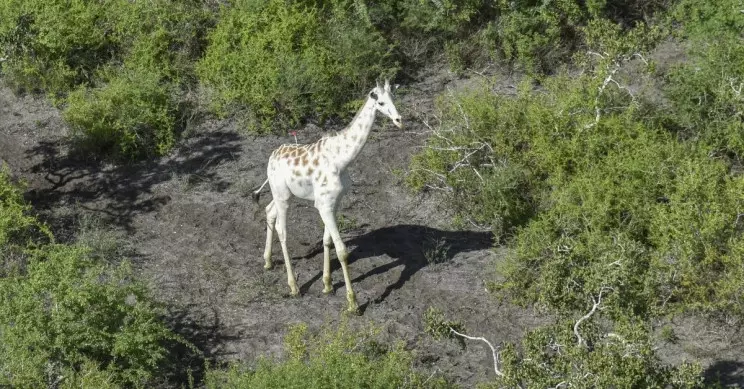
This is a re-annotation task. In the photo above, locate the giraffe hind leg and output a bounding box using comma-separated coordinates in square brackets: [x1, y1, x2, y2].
[322, 225, 333, 294]
[263, 200, 277, 270]
[274, 200, 299, 296]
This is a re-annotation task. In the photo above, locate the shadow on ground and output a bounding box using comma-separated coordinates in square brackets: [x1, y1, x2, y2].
[299, 224, 494, 312]
[157, 306, 243, 387]
[23, 128, 242, 238]
[705, 360, 744, 388]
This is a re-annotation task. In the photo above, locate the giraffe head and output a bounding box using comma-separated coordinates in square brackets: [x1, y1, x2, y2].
[370, 79, 403, 129]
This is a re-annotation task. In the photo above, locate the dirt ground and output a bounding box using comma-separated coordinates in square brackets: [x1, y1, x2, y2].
[1, 63, 743, 387]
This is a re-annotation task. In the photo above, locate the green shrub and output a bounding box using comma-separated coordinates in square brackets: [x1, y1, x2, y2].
[410, 54, 744, 321]
[0, 243, 176, 387]
[1, 162, 185, 388]
[424, 308, 704, 388]
[0, 0, 113, 98]
[0, 166, 51, 276]
[0, 0, 208, 95]
[488, 319, 704, 388]
[197, 0, 390, 132]
[0, 166, 49, 249]
[63, 69, 178, 160]
[661, 0, 744, 159]
[205, 321, 454, 389]
[0, 0, 209, 158]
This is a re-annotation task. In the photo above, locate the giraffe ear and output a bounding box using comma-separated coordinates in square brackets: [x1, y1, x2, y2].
[370, 91, 378, 100]
[384, 79, 390, 91]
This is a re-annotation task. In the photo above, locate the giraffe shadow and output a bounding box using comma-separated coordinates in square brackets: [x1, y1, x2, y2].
[298, 224, 494, 313]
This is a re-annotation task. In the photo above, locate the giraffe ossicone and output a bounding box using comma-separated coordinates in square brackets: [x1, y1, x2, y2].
[252, 79, 402, 314]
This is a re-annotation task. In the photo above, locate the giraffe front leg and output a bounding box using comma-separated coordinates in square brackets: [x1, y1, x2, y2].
[263, 201, 277, 270]
[274, 201, 299, 296]
[322, 226, 333, 294]
[318, 208, 358, 314]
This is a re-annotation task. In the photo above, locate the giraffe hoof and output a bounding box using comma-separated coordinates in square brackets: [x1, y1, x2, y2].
[322, 286, 334, 295]
[264, 262, 273, 270]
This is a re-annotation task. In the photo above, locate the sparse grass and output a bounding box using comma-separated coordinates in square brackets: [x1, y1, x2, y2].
[423, 235, 451, 265]
[336, 213, 359, 233]
[74, 211, 133, 262]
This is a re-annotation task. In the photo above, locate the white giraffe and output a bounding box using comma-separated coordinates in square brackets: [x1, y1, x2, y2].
[252, 80, 402, 314]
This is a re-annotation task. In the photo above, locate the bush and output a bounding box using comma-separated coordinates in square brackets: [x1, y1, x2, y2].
[197, 0, 391, 132]
[410, 56, 744, 320]
[0, 244, 177, 387]
[0, 0, 114, 98]
[0, 166, 49, 248]
[423, 308, 704, 388]
[661, 0, 744, 159]
[0, 0, 209, 157]
[0, 168, 183, 388]
[63, 69, 178, 160]
[204, 321, 454, 389]
[489, 319, 704, 388]
[0, 167, 51, 277]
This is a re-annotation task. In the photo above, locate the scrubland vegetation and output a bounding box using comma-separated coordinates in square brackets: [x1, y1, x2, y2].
[1, 0, 743, 387]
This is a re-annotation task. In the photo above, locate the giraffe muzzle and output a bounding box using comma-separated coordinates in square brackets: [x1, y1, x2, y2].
[393, 118, 403, 129]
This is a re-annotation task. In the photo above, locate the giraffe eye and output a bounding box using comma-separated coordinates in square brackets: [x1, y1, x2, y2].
[378, 102, 385, 106]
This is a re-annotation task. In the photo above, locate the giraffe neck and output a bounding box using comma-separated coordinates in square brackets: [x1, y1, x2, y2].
[325, 96, 377, 170]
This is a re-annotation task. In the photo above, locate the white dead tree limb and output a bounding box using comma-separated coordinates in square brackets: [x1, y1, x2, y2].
[448, 327, 505, 377]
[582, 51, 644, 130]
[548, 381, 568, 389]
[574, 287, 613, 348]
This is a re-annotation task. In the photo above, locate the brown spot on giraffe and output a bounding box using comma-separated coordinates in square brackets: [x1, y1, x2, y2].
[307, 167, 314, 175]
[313, 157, 319, 166]
[293, 170, 302, 176]
[294, 158, 300, 166]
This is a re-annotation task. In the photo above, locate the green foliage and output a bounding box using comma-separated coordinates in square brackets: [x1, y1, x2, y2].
[197, 0, 391, 132]
[63, 69, 178, 159]
[0, 0, 114, 98]
[0, 0, 207, 95]
[662, 0, 744, 159]
[0, 171, 184, 388]
[205, 321, 454, 388]
[0, 167, 49, 249]
[0, 167, 51, 277]
[486, 319, 704, 388]
[411, 57, 744, 319]
[424, 309, 704, 387]
[0, 244, 176, 387]
[493, 0, 586, 74]
[0, 0, 209, 158]
[423, 307, 466, 341]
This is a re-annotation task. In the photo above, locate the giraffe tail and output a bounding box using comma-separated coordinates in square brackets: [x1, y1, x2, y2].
[252, 178, 269, 204]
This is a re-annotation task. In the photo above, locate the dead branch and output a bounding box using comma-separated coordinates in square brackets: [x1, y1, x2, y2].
[574, 287, 612, 347]
[449, 327, 505, 377]
[583, 52, 645, 130]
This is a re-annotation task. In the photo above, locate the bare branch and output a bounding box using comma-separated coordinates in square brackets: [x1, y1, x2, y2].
[549, 381, 568, 389]
[449, 327, 505, 377]
[574, 287, 613, 347]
